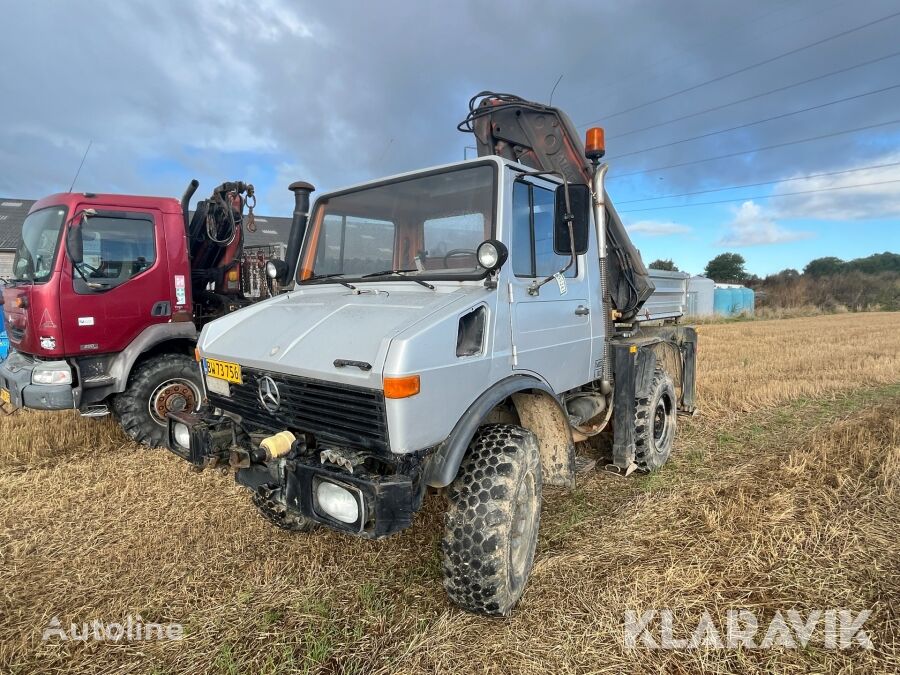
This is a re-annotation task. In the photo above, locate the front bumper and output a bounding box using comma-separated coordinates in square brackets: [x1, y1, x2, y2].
[166, 411, 423, 539]
[0, 352, 75, 410]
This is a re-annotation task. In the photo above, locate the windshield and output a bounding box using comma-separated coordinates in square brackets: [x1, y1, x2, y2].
[13, 206, 67, 283]
[298, 164, 495, 282]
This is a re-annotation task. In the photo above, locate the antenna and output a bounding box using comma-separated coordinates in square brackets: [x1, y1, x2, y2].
[548, 74, 564, 106]
[68, 139, 93, 193]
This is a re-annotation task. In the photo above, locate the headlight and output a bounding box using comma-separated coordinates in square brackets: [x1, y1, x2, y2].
[314, 480, 360, 524]
[265, 261, 279, 278]
[32, 363, 72, 385]
[476, 239, 509, 271]
[173, 423, 191, 449]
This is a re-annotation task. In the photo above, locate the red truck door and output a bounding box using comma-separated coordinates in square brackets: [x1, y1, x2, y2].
[58, 207, 173, 356]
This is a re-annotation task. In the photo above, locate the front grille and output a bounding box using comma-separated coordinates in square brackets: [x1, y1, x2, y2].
[209, 369, 389, 452]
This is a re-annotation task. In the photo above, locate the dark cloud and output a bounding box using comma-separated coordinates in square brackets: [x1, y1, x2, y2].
[2, 0, 899, 217]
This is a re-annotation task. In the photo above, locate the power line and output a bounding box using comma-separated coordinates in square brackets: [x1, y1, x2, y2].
[610, 50, 900, 141]
[577, 8, 900, 128]
[611, 83, 900, 160]
[609, 118, 900, 180]
[618, 179, 900, 213]
[616, 161, 900, 204]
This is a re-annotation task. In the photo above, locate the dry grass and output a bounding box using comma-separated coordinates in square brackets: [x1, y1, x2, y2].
[1, 313, 898, 673]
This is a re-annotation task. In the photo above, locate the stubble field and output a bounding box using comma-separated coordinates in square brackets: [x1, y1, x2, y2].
[1, 312, 899, 673]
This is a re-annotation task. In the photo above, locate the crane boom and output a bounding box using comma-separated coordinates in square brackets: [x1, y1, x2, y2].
[459, 92, 654, 320]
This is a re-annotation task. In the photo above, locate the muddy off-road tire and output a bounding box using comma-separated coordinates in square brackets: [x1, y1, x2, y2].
[112, 354, 202, 448]
[634, 366, 677, 472]
[441, 423, 542, 616]
[252, 492, 317, 533]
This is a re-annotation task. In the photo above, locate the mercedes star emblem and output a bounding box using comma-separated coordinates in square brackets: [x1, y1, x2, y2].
[258, 375, 281, 413]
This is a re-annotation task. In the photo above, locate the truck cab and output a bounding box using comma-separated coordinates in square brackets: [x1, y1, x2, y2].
[0, 181, 271, 446]
[168, 149, 697, 614]
[1, 193, 196, 409]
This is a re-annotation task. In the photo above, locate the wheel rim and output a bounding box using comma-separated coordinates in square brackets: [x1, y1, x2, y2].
[653, 392, 674, 449]
[148, 378, 201, 426]
[508, 468, 537, 591]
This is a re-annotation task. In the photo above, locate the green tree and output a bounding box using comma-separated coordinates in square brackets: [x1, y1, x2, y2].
[649, 258, 679, 272]
[704, 253, 747, 283]
[803, 256, 845, 277]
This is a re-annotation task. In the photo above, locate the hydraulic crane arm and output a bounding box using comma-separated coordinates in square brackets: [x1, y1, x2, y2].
[459, 92, 654, 320]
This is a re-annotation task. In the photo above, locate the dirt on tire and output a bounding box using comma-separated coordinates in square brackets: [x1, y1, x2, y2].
[441, 423, 542, 616]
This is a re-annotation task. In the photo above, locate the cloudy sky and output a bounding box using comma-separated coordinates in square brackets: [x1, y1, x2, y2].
[1, 0, 899, 276]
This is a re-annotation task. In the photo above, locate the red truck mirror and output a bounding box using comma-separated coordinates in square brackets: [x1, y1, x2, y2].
[65, 219, 84, 264]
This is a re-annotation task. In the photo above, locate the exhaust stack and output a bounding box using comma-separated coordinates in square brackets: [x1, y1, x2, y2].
[282, 181, 315, 285]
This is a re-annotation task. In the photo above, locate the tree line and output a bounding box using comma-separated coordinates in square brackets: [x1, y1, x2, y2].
[647, 252, 900, 312]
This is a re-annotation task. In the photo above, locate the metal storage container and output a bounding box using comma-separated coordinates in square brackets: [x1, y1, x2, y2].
[687, 276, 715, 316]
[741, 287, 755, 315]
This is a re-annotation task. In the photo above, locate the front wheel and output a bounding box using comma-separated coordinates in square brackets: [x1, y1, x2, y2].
[441, 423, 542, 616]
[112, 353, 202, 447]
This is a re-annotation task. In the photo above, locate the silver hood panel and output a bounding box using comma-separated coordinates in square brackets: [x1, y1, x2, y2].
[199, 284, 465, 388]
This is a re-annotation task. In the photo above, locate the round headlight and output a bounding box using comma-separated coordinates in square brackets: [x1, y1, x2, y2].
[265, 261, 279, 278]
[476, 239, 508, 271]
[173, 422, 191, 448]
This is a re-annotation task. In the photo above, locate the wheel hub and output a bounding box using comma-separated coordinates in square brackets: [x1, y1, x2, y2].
[149, 379, 199, 425]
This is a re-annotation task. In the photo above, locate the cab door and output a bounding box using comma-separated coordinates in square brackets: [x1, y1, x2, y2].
[508, 178, 593, 393]
[59, 208, 171, 355]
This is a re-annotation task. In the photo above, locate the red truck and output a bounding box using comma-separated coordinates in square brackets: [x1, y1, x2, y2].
[0, 180, 310, 446]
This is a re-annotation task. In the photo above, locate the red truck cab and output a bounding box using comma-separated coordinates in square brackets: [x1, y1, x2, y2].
[0, 181, 304, 446]
[1, 192, 203, 441]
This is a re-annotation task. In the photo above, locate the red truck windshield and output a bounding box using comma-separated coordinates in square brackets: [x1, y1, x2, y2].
[12, 206, 67, 283]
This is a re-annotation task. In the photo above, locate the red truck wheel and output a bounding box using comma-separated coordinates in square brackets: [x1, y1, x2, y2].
[113, 354, 202, 448]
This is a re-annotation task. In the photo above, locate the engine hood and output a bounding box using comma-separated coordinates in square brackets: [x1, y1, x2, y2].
[199, 283, 470, 388]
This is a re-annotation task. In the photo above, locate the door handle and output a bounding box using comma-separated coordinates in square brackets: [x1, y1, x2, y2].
[575, 305, 590, 316]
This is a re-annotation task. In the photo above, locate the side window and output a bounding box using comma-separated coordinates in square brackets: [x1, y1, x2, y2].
[512, 181, 532, 276]
[74, 215, 156, 293]
[513, 182, 576, 278]
[314, 214, 395, 276]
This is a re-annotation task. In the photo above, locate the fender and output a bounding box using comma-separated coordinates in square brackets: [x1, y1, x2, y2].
[424, 374, 574, 488]
[107, 322, 198, 392]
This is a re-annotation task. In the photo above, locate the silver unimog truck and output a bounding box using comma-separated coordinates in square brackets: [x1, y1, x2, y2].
[166, 93, 697, 616]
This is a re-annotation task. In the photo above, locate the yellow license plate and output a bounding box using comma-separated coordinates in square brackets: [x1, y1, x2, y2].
[0, 388, 9, 405]
[205, 359, 242, 384]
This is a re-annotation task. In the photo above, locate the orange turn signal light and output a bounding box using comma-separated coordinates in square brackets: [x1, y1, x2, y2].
[383, 374, 420, 399]
[194, 347, 201, 362]
[585, 127, 606, 161]
[226, 267, 240, 282]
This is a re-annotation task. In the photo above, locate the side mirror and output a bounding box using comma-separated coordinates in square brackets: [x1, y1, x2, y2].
[65, 221, 84, 264]
[553, 183, 591, 256]
[476, 239, 508, 272]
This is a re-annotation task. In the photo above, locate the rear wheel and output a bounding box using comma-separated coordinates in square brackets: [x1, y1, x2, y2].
[633, 366, 677, 472]
[113, 353, 202, 447]
[441, 423, 542, 616]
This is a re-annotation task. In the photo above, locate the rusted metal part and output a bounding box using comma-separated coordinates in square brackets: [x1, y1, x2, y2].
[511, 392, 575, 489]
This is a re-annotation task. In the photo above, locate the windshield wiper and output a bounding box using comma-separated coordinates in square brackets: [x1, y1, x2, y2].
[302, 273, 357, 291]
[359, 269, 435, 290]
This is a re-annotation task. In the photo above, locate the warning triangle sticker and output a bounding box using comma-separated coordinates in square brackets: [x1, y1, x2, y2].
[40, 309, 57, 329]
